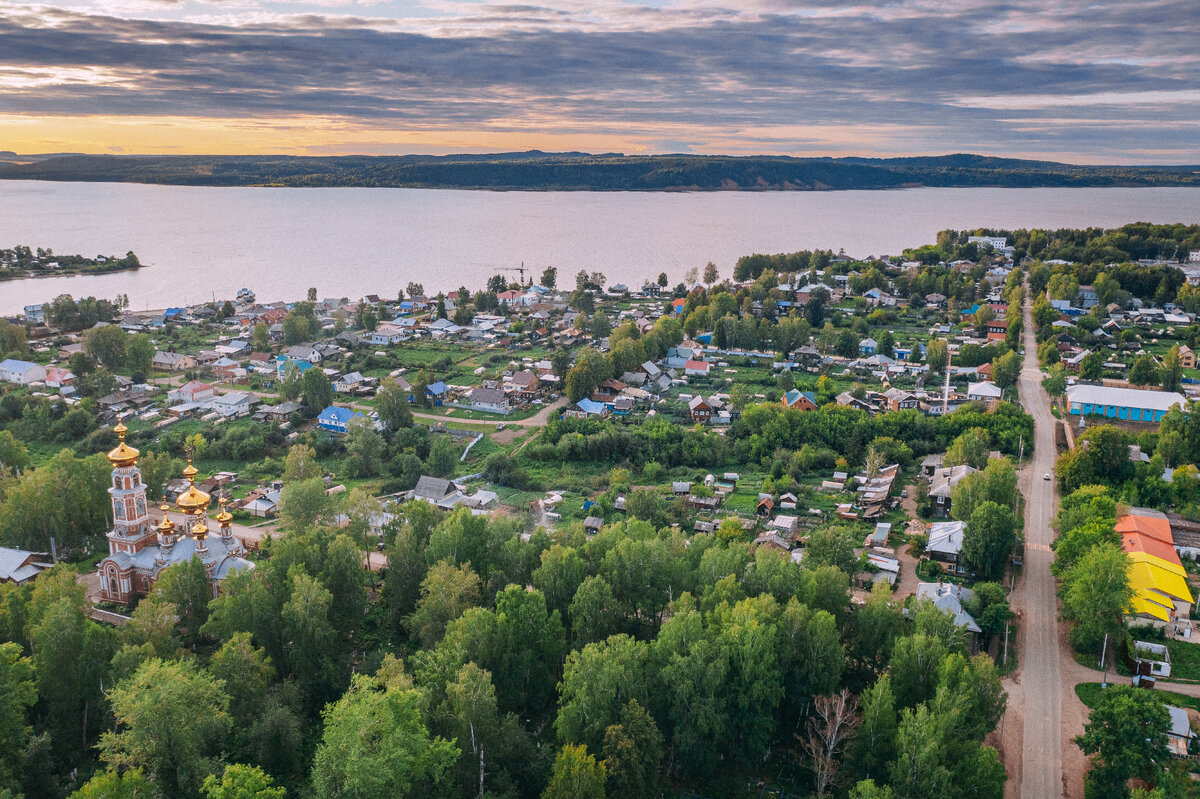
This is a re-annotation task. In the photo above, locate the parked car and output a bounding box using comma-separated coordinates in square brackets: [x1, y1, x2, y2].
[1044, 473, 1051, 480]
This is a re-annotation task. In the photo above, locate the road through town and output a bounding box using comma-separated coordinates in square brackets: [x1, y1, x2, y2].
[1012, 281, 1065, 798]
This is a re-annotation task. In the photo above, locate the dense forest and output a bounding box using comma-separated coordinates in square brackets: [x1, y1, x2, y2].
[1, 152, 1198, 190]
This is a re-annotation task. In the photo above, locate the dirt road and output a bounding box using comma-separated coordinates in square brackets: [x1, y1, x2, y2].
[1008, 281, 1067, 798]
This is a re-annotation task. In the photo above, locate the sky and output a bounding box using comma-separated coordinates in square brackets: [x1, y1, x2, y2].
[1, 0, 1198, 162]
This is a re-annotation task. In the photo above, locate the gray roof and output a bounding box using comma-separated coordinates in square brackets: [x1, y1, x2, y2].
[584, 516, 604, 529]
[929, 465, 976, 498]
[928, 520, 967, 555]
[0, 547, 49, 583]
[915, 582, 981, 633]
[1067, 384, 1187, 413]
[1167, 705, 1193, 739]
[412, 476, 453, 502]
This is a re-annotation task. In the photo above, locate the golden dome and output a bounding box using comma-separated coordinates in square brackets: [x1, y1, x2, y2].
[190, 519, 209, 541]
[157, 505, 175, 535]
[175, 460, 211, 516]
[215, 496, 233, 526]
[106, 421, 140, 468]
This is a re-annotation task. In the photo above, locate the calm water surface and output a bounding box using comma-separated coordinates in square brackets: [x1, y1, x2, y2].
[0, 181, 1198, 314]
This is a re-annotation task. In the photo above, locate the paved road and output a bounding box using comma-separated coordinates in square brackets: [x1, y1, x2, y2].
[1014, 281, 1066, 798]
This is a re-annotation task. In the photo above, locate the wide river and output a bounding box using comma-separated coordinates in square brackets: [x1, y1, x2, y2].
[1, 181, 1199, 315]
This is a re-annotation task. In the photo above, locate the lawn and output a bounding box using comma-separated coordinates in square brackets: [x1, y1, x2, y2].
[1076, 682, 1200, 714]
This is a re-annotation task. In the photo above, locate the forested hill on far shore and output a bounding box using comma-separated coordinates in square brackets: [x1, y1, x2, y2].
[1, 151, 1199, 191]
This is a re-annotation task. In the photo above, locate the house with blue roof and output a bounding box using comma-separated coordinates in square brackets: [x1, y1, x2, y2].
[318, 406, 366, 433]
[276, 355, 315, 380]
[426, 381, 448, 406]
[565, 398, 610, 419]
[782, 389, 817, 411]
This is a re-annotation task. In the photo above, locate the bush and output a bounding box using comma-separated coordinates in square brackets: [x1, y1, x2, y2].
[916, 559, 943, 581]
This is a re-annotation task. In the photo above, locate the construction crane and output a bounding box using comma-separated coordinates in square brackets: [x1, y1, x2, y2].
[499, 262, 528, 284]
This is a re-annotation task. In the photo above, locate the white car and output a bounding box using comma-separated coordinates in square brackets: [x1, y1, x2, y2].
[1044, 473, 1051, 480]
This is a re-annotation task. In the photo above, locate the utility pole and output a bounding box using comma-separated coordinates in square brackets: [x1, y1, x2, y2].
[1100, 633, 1109, 687]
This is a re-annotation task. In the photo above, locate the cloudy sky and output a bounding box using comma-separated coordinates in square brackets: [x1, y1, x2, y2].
[1, 0, 1197, 161]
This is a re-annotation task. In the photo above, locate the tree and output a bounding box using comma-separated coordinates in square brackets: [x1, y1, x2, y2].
[1060, 543, 1132, 655]
[1127, 355, 1157, 386]
[408, 560, 481, 648]
[543, 745, 605, 799]
[0, 642, 35, 792]
[208, 633, 275, 729]
[849, 780, 894, 799]
[1076, 685, 1170, 798]
[568, 576, 620, 648]
[601, 700, 662, 798]
[1161, 344, 1183, 392]
[97, 658, 231, 796]
[152, 556, 212, 642]
[851, 675, 897, 783]
[343, 416, 385, 478]
[301, 369, 334, 413]
[1078, 350, 1104, 381]
[283, 444, 322, 482]
[69, 769, 155, 799]
[944, 427, 991, 471]
[1042, 364, 1067, 397]
[703, 262, 719, 285]
[541, 266, 557, 289]
[312, 673, 457, 799]
[804, 525, 861, 575]
[425, 436, 457, 478]
[962, 501, 1016, 579]
[798, 689, 861, 797]
[879, 330, 895, 358]
[276, 478, 333, 532]
[887, 633, 947, 711]
[376, 379, 414, 430]
[926, 339, 949, 373]
[991, 350, 1020, 390]
[85, 324, 127, 370]
[533, 545, 588, 620]
[125, 333, 154, 378]
[657, 272, 668, 288]
[202, 764, 286, 799]
[251, 323, 271, 353]
[556, 634, 649, 751]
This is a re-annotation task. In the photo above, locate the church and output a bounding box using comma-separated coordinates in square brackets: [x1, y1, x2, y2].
[97, 422, 254, 605]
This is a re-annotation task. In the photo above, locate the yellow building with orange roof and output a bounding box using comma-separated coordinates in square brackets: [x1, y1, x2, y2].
[1119, 509, 1195, 624]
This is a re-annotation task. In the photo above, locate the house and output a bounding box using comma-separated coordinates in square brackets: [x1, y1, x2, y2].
[1066, 384, 1186, 423]
[920, 453, 946, 479]
[426, 382, 449, 405]
[0, 359, 47, 385]
[771, 515, 798, 536]
[566, 399, 610, 419]
[927, 520, 968, 573]
[867, 522, 891, 548]
[835, 392, 874, 413]
[369, 325, 408, 346]
[276, 355, 315, 380]
[410, 476, 460, 504]
[1166, 705, 1195, 757]
[672, 481, 692, 496]
[593, 379, 626, 402]
[44, 367, 75, 389]
[509, 371, 542, 402]
[915, 582, 981, 633]
[782, 389, 817, 410]
[334, 372, 366, 393]
[689, 396, 714, 423]
[684, 360, 711, 377]
[1077, 285, 1099, 309]
[756, 495, 775, 516]
[966, 382, 1003, 402]
[929, 465, 976, 517]
[583, 516, 604, 535]
[152, 351, 197, 372]
[0, 547, 52, 584]
[1119, 510, 1194, 623]
[243, 488, 282, 517]
[168, 381, 217, 404]
[639, 361, 662, 380]
[753, 531, 792, 552]
[859, 338, 878, 356]
[317, 406, 365, 434]
[258, 401, 303, 422]
[210, 392, 257, 417]
[211, 357, 243, 380]
[613, 397, 634, 415]
[881, 387, 920, 411]
[466, 387, 510, 414]
[23, 304, 44, 324]
[1178, 345, 1196, 369]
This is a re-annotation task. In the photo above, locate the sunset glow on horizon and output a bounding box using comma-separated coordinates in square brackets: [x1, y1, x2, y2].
[1, 0, 1198, 162]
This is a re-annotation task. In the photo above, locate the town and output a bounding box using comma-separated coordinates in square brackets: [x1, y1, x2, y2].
[3, 222, 1200, 799]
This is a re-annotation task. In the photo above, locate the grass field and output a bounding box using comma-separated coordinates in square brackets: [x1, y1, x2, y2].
[1075, 682, 1200, 713]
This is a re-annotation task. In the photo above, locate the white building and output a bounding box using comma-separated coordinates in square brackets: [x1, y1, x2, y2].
[0, 359, 47, 385]
[966, 381, 1003, 402]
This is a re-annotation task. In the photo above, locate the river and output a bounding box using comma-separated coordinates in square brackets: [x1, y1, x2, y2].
[0, 181, 1198, 314]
